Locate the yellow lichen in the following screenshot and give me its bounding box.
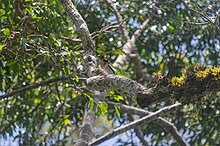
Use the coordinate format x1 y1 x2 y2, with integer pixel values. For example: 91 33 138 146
195 70 209 78
172 75 186 87
194 66 220 79
210 67 220 79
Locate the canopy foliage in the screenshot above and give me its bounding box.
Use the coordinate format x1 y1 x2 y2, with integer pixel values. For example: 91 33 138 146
0 0 219 145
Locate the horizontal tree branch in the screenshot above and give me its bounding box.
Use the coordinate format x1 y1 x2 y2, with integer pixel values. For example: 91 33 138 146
137 66 220 107
107 101 188 146
91 22 122 39
86 75 147 96
87 65 220 108
60 36 81 45
89 103 182 146
0 75 72 99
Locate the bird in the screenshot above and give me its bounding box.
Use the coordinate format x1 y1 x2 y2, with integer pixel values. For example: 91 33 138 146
101 59 115 74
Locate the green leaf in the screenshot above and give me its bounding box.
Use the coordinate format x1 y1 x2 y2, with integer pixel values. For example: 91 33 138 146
113 95 124 101
71 92 78 98
86 94 94 110
60 95 65 101
114 105 121 118
167 25 175 31
88 98 94 110
75 75 79 82
113 50 125 55
60 57 64 62
34 98 41 104
34 88 40 96
97 102 108 116
63 119 71 125
113 66 130 77
6 60 16 66
0 9 5 17
0 45 3 51
98 33 103 40
3 28 11 36
2 79 6 90
62 67 70 75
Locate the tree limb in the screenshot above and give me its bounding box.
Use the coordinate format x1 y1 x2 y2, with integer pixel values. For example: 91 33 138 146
87 75 147 97
75 110 96 146
89 103 182 146
182 0 220 31
137 66 220 107
107 101 189 146
59 0 95 53
0 75 71 99
106 2 155 83
87 65 220 107
58 1 99 146
131 19 150 43
112 19 156 82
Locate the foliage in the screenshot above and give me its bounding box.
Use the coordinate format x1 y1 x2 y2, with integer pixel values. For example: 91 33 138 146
0 0 219 145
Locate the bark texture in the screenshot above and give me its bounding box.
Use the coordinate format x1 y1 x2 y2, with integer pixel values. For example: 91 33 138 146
59 0 95 53
87 66 220 108
137 65 220 107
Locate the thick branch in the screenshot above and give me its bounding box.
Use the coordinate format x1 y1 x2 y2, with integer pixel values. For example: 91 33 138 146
0 75 71 99
87 66 220 108
75 110 96 146
89 103 182 146
112 19 155 82
87 75 147 96
137 66 220 107
58 1 100 145
59 0 95 53
113 40 133 68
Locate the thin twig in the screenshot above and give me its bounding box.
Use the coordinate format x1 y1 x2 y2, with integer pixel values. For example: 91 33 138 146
182 0 220 31
105 0 129 40
60 36 81 45
91 22 125 39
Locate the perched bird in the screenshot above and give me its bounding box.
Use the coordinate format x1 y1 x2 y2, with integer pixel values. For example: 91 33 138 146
101 59 115 74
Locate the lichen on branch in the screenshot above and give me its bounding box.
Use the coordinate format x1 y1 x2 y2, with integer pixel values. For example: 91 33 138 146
137 65 220 108
86 65 220 108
